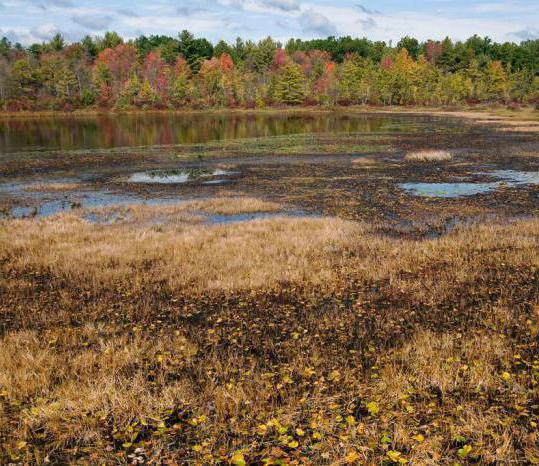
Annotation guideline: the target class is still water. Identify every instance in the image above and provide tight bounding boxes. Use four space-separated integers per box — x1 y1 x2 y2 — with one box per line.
0 112 450 153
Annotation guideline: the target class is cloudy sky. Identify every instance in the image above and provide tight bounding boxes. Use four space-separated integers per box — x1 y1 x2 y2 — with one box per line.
0 0 538 45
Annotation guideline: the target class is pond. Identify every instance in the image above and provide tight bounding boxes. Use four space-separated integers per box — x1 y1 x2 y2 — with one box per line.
0 112 458 153
399 170 539 198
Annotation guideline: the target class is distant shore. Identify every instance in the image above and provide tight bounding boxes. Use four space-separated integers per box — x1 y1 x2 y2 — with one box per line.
2 104 538 133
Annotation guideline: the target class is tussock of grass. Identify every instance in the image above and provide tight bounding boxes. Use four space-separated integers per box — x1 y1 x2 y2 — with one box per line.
184 197 282 215
23 182 82 192
404 149 453 162
351 156 378 167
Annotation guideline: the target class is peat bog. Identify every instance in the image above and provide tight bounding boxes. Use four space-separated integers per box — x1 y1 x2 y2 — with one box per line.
0 111 538 465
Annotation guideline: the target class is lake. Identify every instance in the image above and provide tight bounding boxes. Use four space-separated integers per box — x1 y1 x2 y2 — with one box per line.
0 111 455 154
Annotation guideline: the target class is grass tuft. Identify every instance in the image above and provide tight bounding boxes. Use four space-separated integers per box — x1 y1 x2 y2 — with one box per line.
404 150 453 162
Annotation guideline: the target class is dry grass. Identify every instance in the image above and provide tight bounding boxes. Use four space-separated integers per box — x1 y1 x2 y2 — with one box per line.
0 214 368 291
2 210 537 294
404 150 453 162
351 157 379 167
1 208 538 464
23 182 83 192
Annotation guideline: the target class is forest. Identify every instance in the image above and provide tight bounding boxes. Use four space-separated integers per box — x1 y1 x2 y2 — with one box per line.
0 30 538 111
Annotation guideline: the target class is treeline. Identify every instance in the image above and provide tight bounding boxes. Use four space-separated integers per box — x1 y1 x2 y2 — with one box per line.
0 31 538 111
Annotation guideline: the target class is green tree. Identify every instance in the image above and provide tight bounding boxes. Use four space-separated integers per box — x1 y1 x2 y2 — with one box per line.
397 36 420 60
48 33 65 52
0 37 12 58
96 32 123 52
245 37 279 72
178 30 213 72
339 58 362 103
81 35 98 60
483 60 509 102
274 63 305 105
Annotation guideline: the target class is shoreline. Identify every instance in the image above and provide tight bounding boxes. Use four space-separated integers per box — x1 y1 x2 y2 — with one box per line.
1 105 538 133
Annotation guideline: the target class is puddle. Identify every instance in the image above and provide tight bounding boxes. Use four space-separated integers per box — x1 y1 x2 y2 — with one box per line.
203 179 232 185
128 169 235 184
399 170 539 198
399 182 499 198
2 190 181 219
487 170 539 185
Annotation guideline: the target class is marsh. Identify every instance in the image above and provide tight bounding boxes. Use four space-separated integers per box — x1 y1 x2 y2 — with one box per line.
1 110 538 465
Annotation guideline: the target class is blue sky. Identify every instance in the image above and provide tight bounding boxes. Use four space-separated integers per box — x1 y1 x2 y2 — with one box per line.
0 0 538 45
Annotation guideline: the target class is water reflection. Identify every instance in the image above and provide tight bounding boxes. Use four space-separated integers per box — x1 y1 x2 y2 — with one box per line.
488 170 539 185
399 170 539 198
0 112 449 153
128 169 234 184
399 182 500 198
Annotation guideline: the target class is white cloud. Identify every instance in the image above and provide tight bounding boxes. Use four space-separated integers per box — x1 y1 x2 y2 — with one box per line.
510 27 539 40
298 9 338 36
261 0 300 11
31 23 60 40
1 0 538 45
71 14 114 30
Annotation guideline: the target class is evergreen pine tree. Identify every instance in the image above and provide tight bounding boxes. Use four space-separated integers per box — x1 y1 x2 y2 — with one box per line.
274 63 305 105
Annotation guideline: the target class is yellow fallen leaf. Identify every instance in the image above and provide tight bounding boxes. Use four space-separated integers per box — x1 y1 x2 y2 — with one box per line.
230 452 246 466
345 450 360 463
366 401 379 416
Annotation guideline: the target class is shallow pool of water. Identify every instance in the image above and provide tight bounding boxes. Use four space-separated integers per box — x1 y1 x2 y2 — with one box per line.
400 169 539 198
128 169 234 184
488 170 539 185
0 182 181 219
399 182 500 198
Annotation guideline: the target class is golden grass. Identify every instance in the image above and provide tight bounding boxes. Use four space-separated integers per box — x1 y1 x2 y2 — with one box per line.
1 214 367 291
176 197 282 215
1 207 538 464
404 150 453 162
351 157 378 167
2 209 537 294
23 182 83 192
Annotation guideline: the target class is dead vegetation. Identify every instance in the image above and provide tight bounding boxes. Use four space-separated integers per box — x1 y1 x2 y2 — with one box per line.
404 150 453 162
0 204 538 465
23 182 83 192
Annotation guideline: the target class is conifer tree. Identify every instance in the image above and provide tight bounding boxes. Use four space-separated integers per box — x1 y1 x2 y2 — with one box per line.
274 63 305 105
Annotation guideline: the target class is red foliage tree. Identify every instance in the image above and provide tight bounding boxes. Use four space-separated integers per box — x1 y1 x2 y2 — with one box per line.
272 49 288 70
425 40 443 63
95 44 137 92
218 53 234 72
380 55 394 70
143 50 168 101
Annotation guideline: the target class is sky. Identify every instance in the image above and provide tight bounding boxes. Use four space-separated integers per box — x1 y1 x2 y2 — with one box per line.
0 0 538 46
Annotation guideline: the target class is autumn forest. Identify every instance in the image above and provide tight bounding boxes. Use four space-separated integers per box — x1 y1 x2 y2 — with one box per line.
1 30 539 111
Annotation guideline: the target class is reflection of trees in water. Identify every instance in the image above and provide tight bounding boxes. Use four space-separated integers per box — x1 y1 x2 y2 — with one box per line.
0 113 417 152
